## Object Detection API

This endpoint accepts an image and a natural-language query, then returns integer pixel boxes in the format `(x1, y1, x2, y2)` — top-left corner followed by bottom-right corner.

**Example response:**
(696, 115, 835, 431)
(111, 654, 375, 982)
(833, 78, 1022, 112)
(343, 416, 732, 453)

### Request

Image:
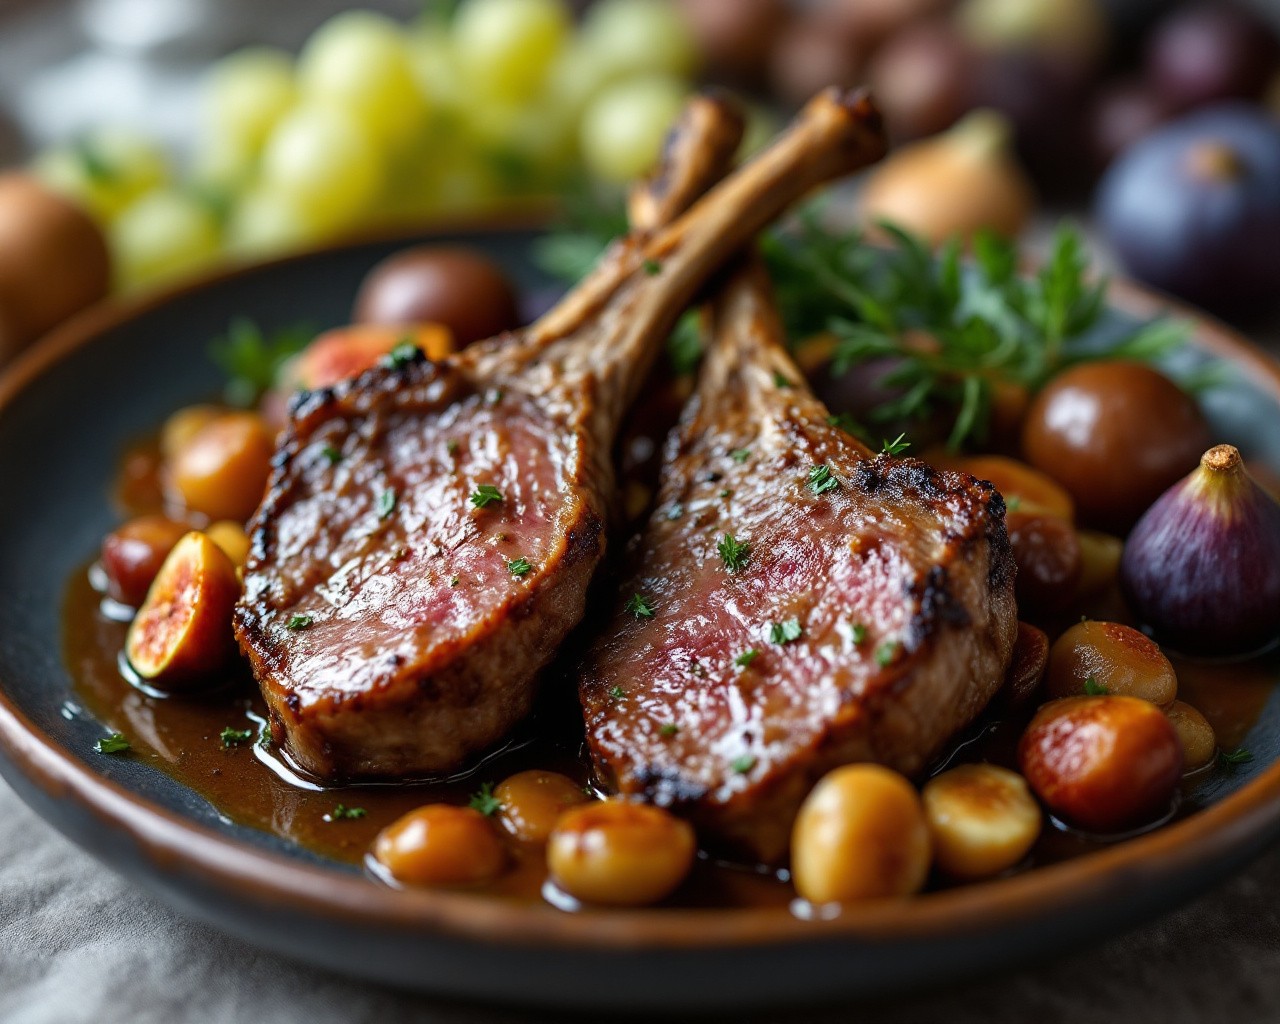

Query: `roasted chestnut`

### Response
(1022, 361, 1211, 532)
(1018, 695, 1183, 832)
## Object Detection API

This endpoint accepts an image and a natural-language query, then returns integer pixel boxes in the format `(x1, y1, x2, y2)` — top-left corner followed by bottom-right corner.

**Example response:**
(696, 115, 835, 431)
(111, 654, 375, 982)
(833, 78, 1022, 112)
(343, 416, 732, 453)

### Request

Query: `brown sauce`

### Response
(65, 427, 1277, 910)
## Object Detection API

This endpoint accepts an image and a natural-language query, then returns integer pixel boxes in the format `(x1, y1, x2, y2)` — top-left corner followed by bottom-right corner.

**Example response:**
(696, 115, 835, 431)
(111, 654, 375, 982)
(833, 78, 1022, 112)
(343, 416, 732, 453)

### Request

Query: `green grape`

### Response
(110, 189, 221, 290)
(546, 40, 621, 119)
(465, 100, 575, 185)
(190, 135, 257, 192)
(406, 27, 464, 114)
(579, 75, 688, 183)
(581, 0, 698, 79)
(204, 47, 296, 156)
(33, 128, 169, 223)
(260, 104, 382, 233)
(225, 187, 321, 258)
(453, 0, 571, 102)
(297, 11, 427, 151)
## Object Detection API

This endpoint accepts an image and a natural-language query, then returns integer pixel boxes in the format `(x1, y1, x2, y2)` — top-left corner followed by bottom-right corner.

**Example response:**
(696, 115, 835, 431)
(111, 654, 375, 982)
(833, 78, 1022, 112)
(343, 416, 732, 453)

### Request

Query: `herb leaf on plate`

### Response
(210, 317, 313, 408)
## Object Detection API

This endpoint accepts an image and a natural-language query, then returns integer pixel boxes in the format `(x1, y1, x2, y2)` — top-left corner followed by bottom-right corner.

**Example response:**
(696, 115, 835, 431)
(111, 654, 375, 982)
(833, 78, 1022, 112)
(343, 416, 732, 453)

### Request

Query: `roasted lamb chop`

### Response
(236, 89, 888, 781)
(579, 260, 1018, 865)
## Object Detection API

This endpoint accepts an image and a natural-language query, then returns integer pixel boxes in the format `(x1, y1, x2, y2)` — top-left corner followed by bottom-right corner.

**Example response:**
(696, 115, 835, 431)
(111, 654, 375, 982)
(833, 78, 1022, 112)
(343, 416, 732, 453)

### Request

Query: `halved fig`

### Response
(125, 531, 240, 691)
(283, 323, 454, 392)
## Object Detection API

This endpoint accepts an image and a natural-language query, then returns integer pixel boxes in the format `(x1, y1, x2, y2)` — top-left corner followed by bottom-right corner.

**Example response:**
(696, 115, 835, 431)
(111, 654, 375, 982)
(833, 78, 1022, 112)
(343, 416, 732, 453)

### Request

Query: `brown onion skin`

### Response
(1121, 444, 1280, 656)
(1022, 361, 1210, 532)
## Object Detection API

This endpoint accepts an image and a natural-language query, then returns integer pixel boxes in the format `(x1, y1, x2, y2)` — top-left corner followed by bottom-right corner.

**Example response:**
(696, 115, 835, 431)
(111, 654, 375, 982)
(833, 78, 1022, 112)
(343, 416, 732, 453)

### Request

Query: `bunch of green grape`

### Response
(31, 0, 704, 292)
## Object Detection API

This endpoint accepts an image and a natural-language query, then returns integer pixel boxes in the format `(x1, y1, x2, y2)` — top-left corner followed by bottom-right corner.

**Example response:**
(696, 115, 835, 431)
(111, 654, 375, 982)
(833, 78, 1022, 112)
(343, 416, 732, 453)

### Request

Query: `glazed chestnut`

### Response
(124, 532, 240, 691)
(922, 764, 1041, 880)
(374, 805, 507, 887)
(1121, 444, 1280, 656)
(1006, 511, 1081, 612)
(353, 246, 520, 346)
(1045, 620, 1177, 705)
(948, 454, 1074, 520)
(1018, 695, 1183, 832)
(997, 622, 1049, 708)
(169, 411, 275, 523)
(494, 769, 589, 844)
(1165, 700, 1216, 772)
(547, 800, 695, 906)
(101, 515, 189, 607)
(791, 764, 931, 904)
(1022, 361, 1211, 532)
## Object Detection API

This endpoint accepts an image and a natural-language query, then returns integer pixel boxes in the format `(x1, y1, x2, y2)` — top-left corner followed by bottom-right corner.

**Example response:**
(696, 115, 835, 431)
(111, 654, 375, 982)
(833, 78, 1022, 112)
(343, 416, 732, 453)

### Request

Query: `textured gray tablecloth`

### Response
(3, 776, 1279, 1024)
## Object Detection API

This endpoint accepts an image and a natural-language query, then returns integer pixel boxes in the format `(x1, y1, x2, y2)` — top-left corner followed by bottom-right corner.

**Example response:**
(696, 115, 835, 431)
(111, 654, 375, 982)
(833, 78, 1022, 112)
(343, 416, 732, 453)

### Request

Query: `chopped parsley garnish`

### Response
(286, 614, 313, 631)
(1006, 495, 1022, 512)
(326, 804, 367, 821)
(734, 648, 760, 668)
(659, 723, 680, 738)
(321, 445, 343, 465)
(773, 371, 792, 388)
(95, 733, 130, 755)
(807, 465, 840, 495)
(849, 623, 867, 645)
(469, 484, 504, 509)
(769, 619, 803, 645)
(257, 724, 272, 749)
(731, 755, 757, 774)
(376, 488, 397, 519)
(1083, 676, 1109, 696)
(717, 533, 751, 572)
(718, 488, 732, 499)
(507, 556, 533, 577)
(469, 782, 502, 816)
(625, 592, 656, 619)
(730, 448, 751, 463)
(220, 727, 253, 748)
(449, 574, 460, 587)
(446, 439, 460, 456)
(607, 685, 625, 701)
(881, 433, 910, 456)
(1220, 748, 1254, 767)
(382, 341, 421, 368)
(874, 641, 899, 667)
(642, 258, 662, 275)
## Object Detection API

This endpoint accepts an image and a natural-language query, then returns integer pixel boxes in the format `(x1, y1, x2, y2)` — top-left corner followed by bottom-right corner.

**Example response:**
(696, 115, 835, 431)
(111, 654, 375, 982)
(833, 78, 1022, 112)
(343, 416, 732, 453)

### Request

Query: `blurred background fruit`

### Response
(0, 0, 1278, 356)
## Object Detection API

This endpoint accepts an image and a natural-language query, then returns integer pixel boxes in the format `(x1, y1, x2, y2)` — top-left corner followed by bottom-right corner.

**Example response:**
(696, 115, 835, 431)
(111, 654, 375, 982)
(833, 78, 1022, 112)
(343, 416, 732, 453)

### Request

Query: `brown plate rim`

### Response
(1, 230, 1279, 953)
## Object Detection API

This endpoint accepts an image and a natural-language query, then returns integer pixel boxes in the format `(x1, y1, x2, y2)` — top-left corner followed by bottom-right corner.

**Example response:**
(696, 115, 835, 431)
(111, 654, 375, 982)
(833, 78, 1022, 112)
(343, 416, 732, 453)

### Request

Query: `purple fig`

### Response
(1121, 444, 1280, 656)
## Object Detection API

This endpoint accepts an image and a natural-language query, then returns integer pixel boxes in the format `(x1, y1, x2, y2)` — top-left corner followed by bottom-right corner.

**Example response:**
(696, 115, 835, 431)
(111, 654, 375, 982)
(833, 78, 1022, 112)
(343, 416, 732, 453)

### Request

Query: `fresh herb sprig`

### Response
(536, 200, 1190, 451)
(764, 217, 1187, 450)
(210, 318, 313, 407)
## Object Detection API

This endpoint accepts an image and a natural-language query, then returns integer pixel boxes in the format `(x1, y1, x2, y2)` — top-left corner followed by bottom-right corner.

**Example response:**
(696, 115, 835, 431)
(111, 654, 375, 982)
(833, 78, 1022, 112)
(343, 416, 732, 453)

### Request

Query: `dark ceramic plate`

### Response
(2, 227, 1280, 1012)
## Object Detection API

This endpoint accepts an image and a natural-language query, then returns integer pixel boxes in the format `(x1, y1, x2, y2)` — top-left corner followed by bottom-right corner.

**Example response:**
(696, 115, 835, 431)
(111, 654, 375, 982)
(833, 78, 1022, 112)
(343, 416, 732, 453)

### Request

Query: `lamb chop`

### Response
(235, 89, 889, 781)
(578, 260, 1018, 866)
